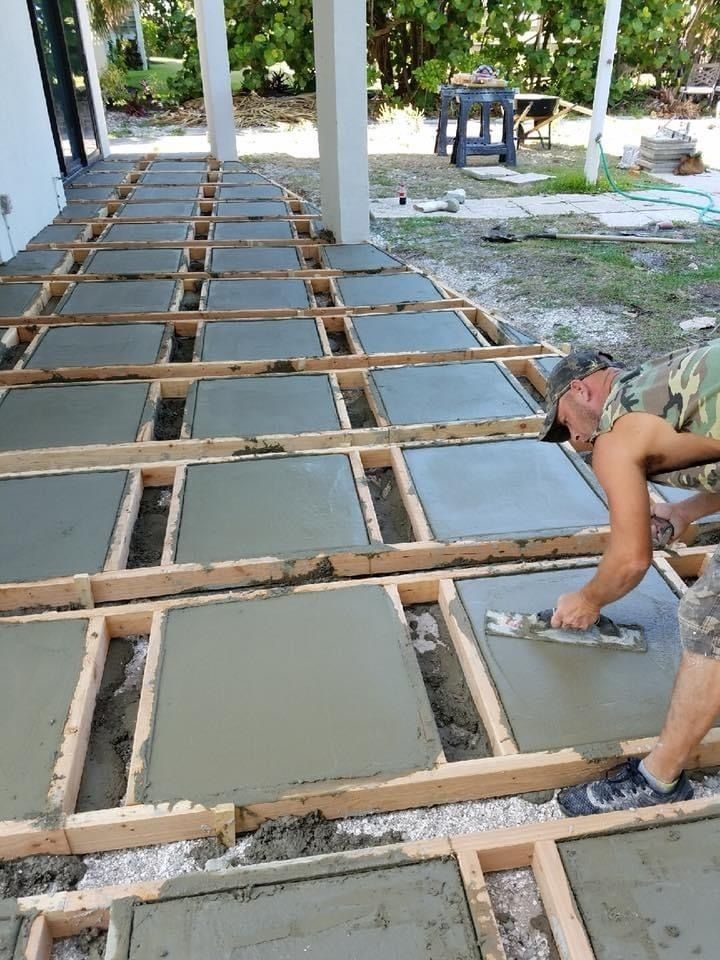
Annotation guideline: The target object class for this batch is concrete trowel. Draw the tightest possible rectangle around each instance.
[485,608,647,653]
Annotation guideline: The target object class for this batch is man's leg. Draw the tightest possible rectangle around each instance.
[558,549,720,816]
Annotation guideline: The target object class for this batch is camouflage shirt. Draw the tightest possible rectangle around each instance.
[594,341,720,490]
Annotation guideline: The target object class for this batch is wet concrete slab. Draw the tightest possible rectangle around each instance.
[336,273,446,306]
[209,246,303,272]
[115,201,198,219]
[184,374,340,438]
[147,160,207,171]
[0,283,43,316]
[212,220,294,240]
[404,438,607,540]
[57,279,178,314]
[139,171,206,184]
[457,564,684,751]
[67,186,118,200]
[128,186,201,201]
[213,200,292,217]
[80,248,185,275]
[221,161,252,171]
[137,586,440,806]
[57,202,105,219]
[127,859,477,959]
[368,361,536,425]
[204,278,310,311]
[0,903,21,957]
[352,309,488,353]
[216,184,285,199]
[0,618,88,820]
[560,818,720,959]
[0,381,152,450]
[199,318,324,361]
[74,170,129,184]
[220,172,269,184]
[0,469,128,581]
[30,223,87,243]
[0,250,68,276]
[173,454,370,563]
[322,243,405,272]
[101,222,191,242]
[534,356,563,376]
[91,160,136,172]
[26,322,167,368]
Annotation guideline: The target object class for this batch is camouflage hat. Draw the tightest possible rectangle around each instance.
[539,349,620,443]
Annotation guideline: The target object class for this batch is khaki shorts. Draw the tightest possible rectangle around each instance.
[678,544,720,659]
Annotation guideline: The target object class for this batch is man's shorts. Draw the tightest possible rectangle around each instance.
[678,543,720,659]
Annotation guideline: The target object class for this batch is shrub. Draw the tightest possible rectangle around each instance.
[99,63,129,106]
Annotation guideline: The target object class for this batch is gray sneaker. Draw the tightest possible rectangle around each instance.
[557,758,694,816]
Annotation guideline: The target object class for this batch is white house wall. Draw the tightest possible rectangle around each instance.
[0,1,65,262]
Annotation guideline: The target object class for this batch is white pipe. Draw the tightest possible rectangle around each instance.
[584,0,623,184]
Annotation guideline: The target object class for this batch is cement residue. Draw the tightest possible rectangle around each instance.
[486,868,558,960]
[154,398,185,441]
[342,388,375,428]
[0,855,85,899]
[215,812,405,868]
[51,928,106,960]
[126,487,171,568]
[75,636,146,812]
[408,604,490,761]
[170,335,195,363]
[366,466,413,542]
[326,330,350,354]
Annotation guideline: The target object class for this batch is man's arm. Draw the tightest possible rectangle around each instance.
[653,491,720,542]
[552,424,653,629]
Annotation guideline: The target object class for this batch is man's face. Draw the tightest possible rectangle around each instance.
[556,380,602,447]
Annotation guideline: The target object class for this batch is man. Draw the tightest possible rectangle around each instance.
[539,343,720,815]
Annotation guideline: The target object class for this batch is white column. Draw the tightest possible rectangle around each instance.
[312,0,370,243]
[194,0,236,161]
[75,0,111,157]
[584,0,623,184]
[133,0,148,70]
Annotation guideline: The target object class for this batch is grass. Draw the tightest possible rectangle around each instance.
[125,58,182,95]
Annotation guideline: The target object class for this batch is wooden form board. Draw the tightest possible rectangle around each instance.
[0,438,613,611]
[0,358,548,473]
[0,550,717,861]
[15,798,720,960]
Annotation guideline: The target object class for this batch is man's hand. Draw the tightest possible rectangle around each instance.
[552,591,601,630]
[650,501,684,547]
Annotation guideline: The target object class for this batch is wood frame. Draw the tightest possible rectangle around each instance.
[0,437,613,611]
[0,550,717,861]
[15,797,720,959]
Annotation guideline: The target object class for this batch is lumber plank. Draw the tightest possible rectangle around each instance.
[388,445,434,541]
[23,915,53,960]
[125,611,165,805]
[455,848,508,960]
[104,469,143,572]
[532,841,596,960]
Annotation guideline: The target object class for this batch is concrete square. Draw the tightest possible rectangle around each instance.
[80,248,185,275]
[0,382,152,450]
[30,224,87,243]
[27,322,167,368]
[0,251,68,276]
[596,212,655,228]
[403,439,607,540]
[336,273,445,306]
[128,186,201,201]
[560,819,720,959]
[115,202,198,219]
[503,172,553,184]
[139,171,206,185]
[91,160,136,172]
[321,243,405,272]
[533,356,563,377]
[57,202,105,219]
[216,184,285,199]
[352,310,487,353]
[57,280,178,314]
[368,361,535,425]
[0,619,89,819]
[458,565,683,751]
[0,907,21,958]
[127,860,477,960]
[184,374,341,438]
[213,200,292,217]
[204,278,310,311]
[101,222,191,242]
[212,220,294,240]
[147,161,207,171]
[0,283,43,316]
[209,246,303,272]
[0,469,128,581]
[220,172,268,184]
[137,586,440,805]
[66,186,118,200]
[200,318,324,361]
[174,454,370,563]
[74,171,128,185]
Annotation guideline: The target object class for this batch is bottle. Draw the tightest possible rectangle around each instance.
[398,183,407,206]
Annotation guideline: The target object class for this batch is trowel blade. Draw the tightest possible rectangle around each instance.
[484,609,647,653]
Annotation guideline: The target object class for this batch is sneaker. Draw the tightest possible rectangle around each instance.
[557,758,694,817]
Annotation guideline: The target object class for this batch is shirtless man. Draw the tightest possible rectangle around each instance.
[538,343,720,815]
